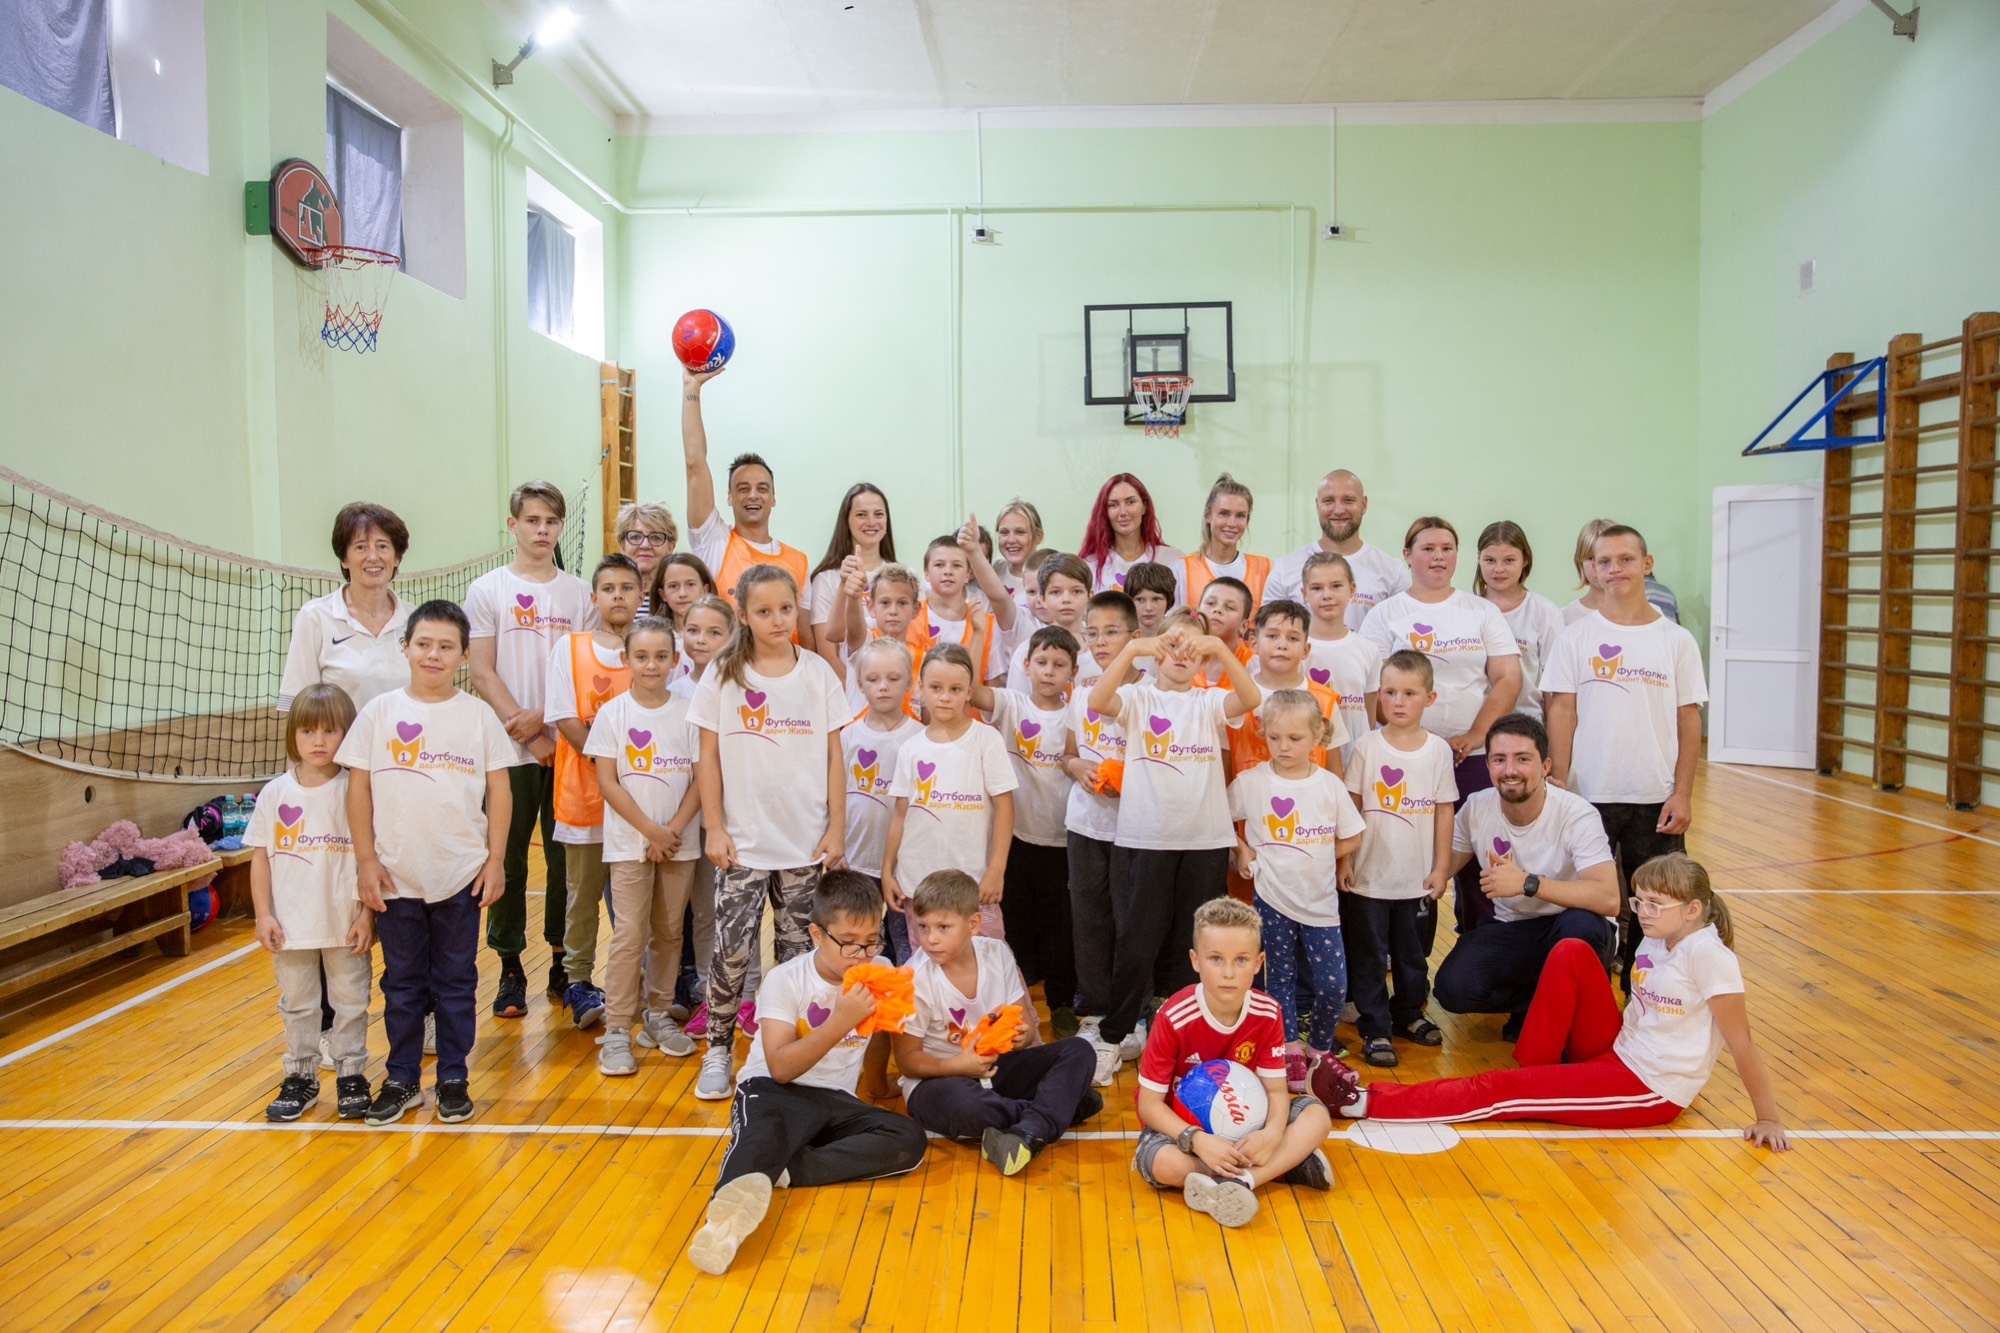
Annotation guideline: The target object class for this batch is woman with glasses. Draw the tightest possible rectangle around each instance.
[614,501,680,613]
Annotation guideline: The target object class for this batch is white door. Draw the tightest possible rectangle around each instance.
[1709,481,1822,767]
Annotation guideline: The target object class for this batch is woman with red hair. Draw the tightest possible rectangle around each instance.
[1078,473,1187,604]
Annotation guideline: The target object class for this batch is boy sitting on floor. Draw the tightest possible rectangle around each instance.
[1131,896,1337,1229]
[892,869,1102,1175]
[687,871,929,1275]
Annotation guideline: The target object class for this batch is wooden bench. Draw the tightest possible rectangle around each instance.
[0,860,219,1003]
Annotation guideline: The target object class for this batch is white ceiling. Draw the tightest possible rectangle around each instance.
[486,0,1846,129]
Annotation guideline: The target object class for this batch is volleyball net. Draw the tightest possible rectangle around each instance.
[0,467,590,783]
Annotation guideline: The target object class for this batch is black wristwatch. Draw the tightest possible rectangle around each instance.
[1176,1125,1200,1154]
[1523,874,1542,898]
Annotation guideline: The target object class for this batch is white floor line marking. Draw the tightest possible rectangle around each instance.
[0,943,261,1070]
[1719,765,2000,850]
[0,1117,1992,1145]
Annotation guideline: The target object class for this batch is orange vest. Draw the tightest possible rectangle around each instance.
[906,601,995,720]
[717,528,811,640]
[1223,677,1342,777]
[553,633,631,828]
[1185,552,1271,610]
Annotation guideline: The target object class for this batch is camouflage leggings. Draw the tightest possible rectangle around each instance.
[705,862,821,1050]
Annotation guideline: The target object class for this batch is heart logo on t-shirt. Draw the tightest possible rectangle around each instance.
[805,1000,832,1028]
[917,760,938,781]
[1148,715,1172,736]
[949,1006,967,1027]
[515,593,536,609]
[1412,623,1433,635]
[1019,720,1042,740]
[1492,837,1513,858]
[628,729,652,748]
[1270,797,1296,818]
[1591,643,1624,681]
[277,803,304,826]
[1409,622,1436,653]
[856,748,878,768]
[592,674,612,694]
[1380,766,1404,787]
[926,624,942,642]
[744,689,768,709]
[1308,667,1331,685]
[396,721,424,743]
[1599,643,1621,660]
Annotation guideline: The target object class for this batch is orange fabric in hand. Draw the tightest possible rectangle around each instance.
[843,962,916,1035]
[962,1004,1026,1057]
[1089,759,1124,797]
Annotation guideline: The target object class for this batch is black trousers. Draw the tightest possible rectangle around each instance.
[1066,832,1127,1017]
[377,884,480,1086]
[1433,908,1615,1021]
[1000,839,1076,1011]
[717,1078,928,1190]
[904,1038,1097,1145]
[1593,801,1684,990]
[1339,893,1432,1040]
[1102,847,1228,1043]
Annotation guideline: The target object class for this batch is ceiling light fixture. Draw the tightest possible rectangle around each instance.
[1867,0,1918,40]
[493,6,581,86]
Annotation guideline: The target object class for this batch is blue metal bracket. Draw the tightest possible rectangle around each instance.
[1742,357,1888,456]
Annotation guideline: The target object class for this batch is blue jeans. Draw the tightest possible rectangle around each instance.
[377,884,481,1086]
[1255,898,1347,1047]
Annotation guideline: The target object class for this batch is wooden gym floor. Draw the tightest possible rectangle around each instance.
[1,761,1998,1332]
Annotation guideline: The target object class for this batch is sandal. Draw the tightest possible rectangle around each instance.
[1362,1037,1399,1068]
[1398,1017,1444,1047]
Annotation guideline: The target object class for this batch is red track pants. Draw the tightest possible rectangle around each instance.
[1365,938,1684,1128]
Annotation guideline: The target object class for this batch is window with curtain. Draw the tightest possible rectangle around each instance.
[527,208,576,344]
[0,0,114,135]
[325,84,403,258]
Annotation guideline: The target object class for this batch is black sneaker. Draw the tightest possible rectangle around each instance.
[546,954,568,999]
[1071,1087,1105,1126]
[493,958,528,1018]
[1050,1006,1081,1038]
[365,1079,423,1126]
[1500,1013,1525,1043]
[265,1075,319,1122]
[981,1126,1038,1176]
[1281,1148,1335,1191]
[434,1081,474,1123]
[335,1074,372,1119]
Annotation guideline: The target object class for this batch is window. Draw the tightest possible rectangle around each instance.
[525,168,604,358]
[1,0,208,173]
[325,84,403,258]
[526,208,575,343]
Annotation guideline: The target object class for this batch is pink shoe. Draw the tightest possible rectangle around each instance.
[738,1001,759,1036]
[1284,1049,1310,1095]
[683,1003,709,1039]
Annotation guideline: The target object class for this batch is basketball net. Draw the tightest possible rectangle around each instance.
[300,245,399,357]
[1132,374,1194,438]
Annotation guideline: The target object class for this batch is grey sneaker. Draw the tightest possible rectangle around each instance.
[637,1009,697,1057]
[1089,1037,1121,1088]
[694,1045,734,1100]
[598,1029,638,1077]
[1118,1019,1147,1063]
[317,1031,335,1071]
[687,1173,772,1275]
[1184,1172,1259,1228]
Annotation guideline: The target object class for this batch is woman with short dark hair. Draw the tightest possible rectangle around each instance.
[278,502,413,714]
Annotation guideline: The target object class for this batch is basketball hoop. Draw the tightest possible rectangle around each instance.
[302,244,399,354]
[1131,374,1194,438]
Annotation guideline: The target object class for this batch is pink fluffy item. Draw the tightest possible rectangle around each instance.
[59,820,216,890]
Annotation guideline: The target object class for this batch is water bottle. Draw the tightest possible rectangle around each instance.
[221,796,241,838]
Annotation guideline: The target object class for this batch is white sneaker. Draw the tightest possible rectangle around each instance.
[1090,1037,1121,1088]
[1118,1020,1147,1063]
[1077,1016,1103,1045]
[318,1031,335,1071]
[694,1046,735,1100]
[423,1013,437,1055]
[598,1029,638,1077]
[687,1173,773,1275]
[637,1009,697,1057]
[1184,1172,1259,1228]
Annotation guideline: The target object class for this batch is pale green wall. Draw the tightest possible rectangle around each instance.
[617,122,1700,597]
[1697,0,2000,798]
[0,0,619,570]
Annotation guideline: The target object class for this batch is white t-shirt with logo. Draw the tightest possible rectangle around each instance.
[687,652,850,871]
[1305,633,1382,770]
[545,635,628,845]
[898,936,1038,1100]
[583,691,701,864]
[1361,590,1519,745]
[334,689,517,903]
[1113,681,1233,851]
[1266,541,1410,630]
[465,566,597,762]
[1343,729,1458,900]
[1614,925,1744,1107]
[1495,592,1566,721]
[1065,685,1128,843]
[1451,787,1614,924]
[1540,611,1709,805]
[244,769,359,949]
[888,724,1019,889]
[980,690,1074,848]
[736,950,886,1093]
[841,713,923,878]
[1228,765,1363,928]
[277,588,413,714]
